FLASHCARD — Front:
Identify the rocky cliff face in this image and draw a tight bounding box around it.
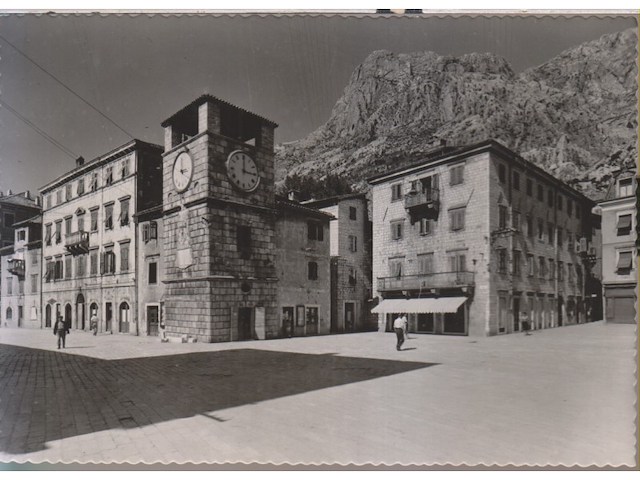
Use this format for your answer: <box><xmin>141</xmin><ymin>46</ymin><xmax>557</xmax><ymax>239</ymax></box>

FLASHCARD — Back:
<box><xmin>275</xmin><ymin>28</ymin><xmax>637</xmax><ymax>200</ymax></box>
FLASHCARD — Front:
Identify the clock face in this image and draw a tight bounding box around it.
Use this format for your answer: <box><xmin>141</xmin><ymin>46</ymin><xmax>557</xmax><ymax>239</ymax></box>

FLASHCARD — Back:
<box><xmin>226</xmin><ymin>150</ymin><xmax>260</xmax><ymax>192</ymax></box>
<box><xmin>172</xmin><ymin>152</ymin><xmax>193</xmax><ymax>193</ymax></box>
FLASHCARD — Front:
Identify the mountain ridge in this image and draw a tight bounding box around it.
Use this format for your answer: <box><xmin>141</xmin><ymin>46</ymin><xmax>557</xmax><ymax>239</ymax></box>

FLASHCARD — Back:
<box><xmin>275</xmin><ymin>28</ymin><xmax>638</xmax><ymax>201</ymax></box>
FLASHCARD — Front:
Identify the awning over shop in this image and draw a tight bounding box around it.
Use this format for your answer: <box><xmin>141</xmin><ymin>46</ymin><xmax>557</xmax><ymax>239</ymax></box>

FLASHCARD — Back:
<box><xmin>371</xmin><ymin>297</ymin><xmax>467</xmax><ymax>314</ymax></box>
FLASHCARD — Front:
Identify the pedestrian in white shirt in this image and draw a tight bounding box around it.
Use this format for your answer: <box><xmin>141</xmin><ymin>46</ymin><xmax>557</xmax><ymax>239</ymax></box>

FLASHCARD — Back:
<box><xmin>393</xmin><ymin>314</ymin><xmax>408</xmax><ymax>351</ymax></box>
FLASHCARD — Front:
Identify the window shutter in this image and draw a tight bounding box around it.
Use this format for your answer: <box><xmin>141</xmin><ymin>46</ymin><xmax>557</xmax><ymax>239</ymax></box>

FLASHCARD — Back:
<box><xmin>100</xmin><ymin>252</ymin><xmax>105</xmax><ymax>274</ymax></box>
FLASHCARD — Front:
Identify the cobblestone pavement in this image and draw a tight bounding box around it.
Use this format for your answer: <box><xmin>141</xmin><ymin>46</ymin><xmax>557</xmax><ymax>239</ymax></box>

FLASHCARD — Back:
<box><xmin>0</xmin><ymin>321</ymin><xmax>636</xmax><ymax>467</ymax></box>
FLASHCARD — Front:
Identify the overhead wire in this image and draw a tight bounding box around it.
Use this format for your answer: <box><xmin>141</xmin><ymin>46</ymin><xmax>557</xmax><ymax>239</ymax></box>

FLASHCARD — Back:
<box><xmin>0</xmin><ymin>98</ymin><xmax>78</xmax><ymax>159</ymax></box>
<box><xmin>0</xmin><ymin>33</ymin><xmax>135</xmax><ymax>140</ymax></box>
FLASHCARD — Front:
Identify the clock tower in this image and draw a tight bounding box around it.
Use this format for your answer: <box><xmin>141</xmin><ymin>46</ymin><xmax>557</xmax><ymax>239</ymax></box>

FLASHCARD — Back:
<box><xmin>161</xmin><ymin>95</ymin><xmax>278</xmax><ymax>342</ymax></box>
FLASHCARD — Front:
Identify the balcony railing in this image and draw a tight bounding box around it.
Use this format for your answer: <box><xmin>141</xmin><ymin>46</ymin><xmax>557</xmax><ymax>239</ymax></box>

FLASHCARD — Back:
<box><xmin>377</xmin><ymin>271</ymin><xmax>475</xmax><ymax>292</ymax></box>
<box><xmin>65</xmin><ymin>230</ymin><xmax>90</xmax><ymax>255</ymax></box>
<box><xmin>404</xmin><ymin>188</ymin><xmax>440</xmax><ymax>222</ymax></box>
<box><xmin>7</xmin><ymin>259</ymin><xmax>25</xmax><ymax>277</ymax></box>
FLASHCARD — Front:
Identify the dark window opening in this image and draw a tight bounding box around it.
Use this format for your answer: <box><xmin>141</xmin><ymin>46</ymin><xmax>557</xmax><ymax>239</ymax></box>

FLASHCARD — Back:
<box><xmin>307</xmin><ymin>221</ymin><xmax>324</xmax><ymax>241</ymax></box>
<box><xmin>237</xmin><ymin>225</ymin><xmax>252</xmax><ymax>259</ymax></box>
<box><xmin>308</xmin><ymin>261</ymin><xmax>318</xmax><ymax>280</ymax></box>
<box><xmin>220</xmin><ymin>104</ymin><xmax>262</xmax><ymax>148</ymax></box>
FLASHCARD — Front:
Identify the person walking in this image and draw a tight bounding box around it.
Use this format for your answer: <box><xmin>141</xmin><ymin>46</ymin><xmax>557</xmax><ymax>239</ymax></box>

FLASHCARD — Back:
<box><xmin>53</xmin><ymin>315</ymin><xmax>67</xmax><ymax>349</ymax></box>
<box><xmin>393</xmin><ymin>313</ymin><xmax>408</xmax><ymax>351</ymax></box>
<box><xmin>90</xmin><ymin>310</ymin><xmax>98</xmax><ymax>336</ymax></box>
<box><xmin>521</xmin><ymin>310</ymin><xmax>531</xmax><ymax>336</ymax></box>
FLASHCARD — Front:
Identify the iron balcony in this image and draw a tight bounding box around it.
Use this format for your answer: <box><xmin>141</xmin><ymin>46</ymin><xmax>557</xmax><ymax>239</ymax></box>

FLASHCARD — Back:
<box><xmin>65</xmin><ymin>231</ymin><xmax>90</xmax><ymax>255</ymax></box>
<box><xmin>377</xmin><ymin>271</ymin><xmax>475</xmax><ymax>292</ymax></box>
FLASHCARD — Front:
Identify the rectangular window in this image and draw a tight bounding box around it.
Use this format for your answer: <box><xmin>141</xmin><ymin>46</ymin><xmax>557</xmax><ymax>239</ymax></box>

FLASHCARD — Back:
<box><xmin>17</xmin><ymin>230</ymin><xmax>26</xmax><ymax>242</ymax></box>
<box><xmin>616</xmin><ymin>250</ymin><xmax>633</xmax><ymax>274</ymax></box>
<box><xmin>119</xmin><ymin>198</ymin><xmax>130</xmax><ymax>226</ymax></box>
<box><xmin>55</xmin><ymin>221</ymin><xmax>62</xmax><ymax>244</ymax></box>
<box><xmin>418</xmin><ymin>253</ymin><xmax>434</xmax><ymax>274</ymax></box>
<box><xmin>391</xmin><ymin>220</ymin><xmax>404</xmax><ymax>240</ymax></box>
<box><xmin>3</xmin><ymin>213</ymin><xmax>15</xmax><ymax>228</ymax></box>
<box><xmin>120</xmin><ymin>242</ymin><xmax>130</xmax><ymax>272</ymax></box>
<box><xmin>568</xmin><ymin>263</ymin><xmax>574</xmax><ymax>283</ymax></box>
<box><xmin>547</xmin><ymin>223</ymin><xmax>554</xmax><ymax>244</ymax></box>
<box><xmin>76</xmin><ymin>255</ymin><xmax>85</xmax><ymax>277</ymax></box>
<box><xmin>557</xmin><ymin>228</ymin><xmax>563</xmax><ymax>247</ymax></box>
<box><xmin>567</xmin><ymin>199</ymin><xmax>573</xmax><ymax>217</ymax></box>
<box><xmin>18</xmin><ymin>280</ymin><xmax>24</xmax><ymax>295</ymax></box>
<box><xmin>526</xmin><ymin>216</ymin><xmax>533</xmax><ymax>238</ymax></box>
<box><xmin>307</xmin><ymin>221</ymin><xmax>324</xmax><ymax>241</ymax></box>
<box><xmin>513</xmin><ymin>250</ymin><xmax>521</xmax><ymax>275</ymax></box>
<box><xmin>449</xmin><ymin>252</ymin><xmax>467</xmax><ymax>272</ymax></box>
<box><xmin>557</xmin><ymin>195</ymin><xmax>563</xmax><ymax>211</ymax></box>
<box><xmin>30</xmin><ymin>274</ymin><xmax>38</xmax><ymax>294</ymax></box>
<box><xmin>65</xmin><ymin>217</ymin><xmax>72</xmax><ymax>236</ymax></box>
<box><xmin>567</xmin><ymin>233</ymin><xmax>574</xmax><ymax>252</ymax></box>
<box><xmin>90</xmin><ymin>250</ymin><xmax>98</xmax><ymax>276</ymax></box>
<box><xmin>237</xmin><ymin>225</ymin><xmax>252</xmax><ymax>259</ymax></box>
<box><xmin>512</xmin><ymin>211</ymin><xmax>521</xmax><ymax>231</ymax></box>
<box><xmin>348</xmin><ymin>235</ymin><xmax>358</xmax><ymax>252</ymax></box>
<box><xmin>513</xmin><ymin>171</ymin><xmax>520</xmax><ymax>190</ymax></box>
<box><xmin>105</xmin><ymin>166</ymin><xmax>113</xmax><ymax>186</ymax></box>
<box><xmin>537</xmin><ymin>184</ymin><xmax>544</xmax><ymax>202</ymax></box>
<box><xmin>547</xmin><ymin>189</ymin><xmax>554</xmax><ymax>207</ymax></box>
<box><xmin>77</xmin><ymin>178</ymin><xmax>85</xmax><ymax>196</ymax></box>
<box><xmin>65</xmin><ymin>184</ymin><xmax>72</xmax><ymax>201</ymax></box>
<box><xmin>56</xmin><ymin>189</ymin><xmax>62</xmax><ymax>205</ymax></box>
<box><xmin>348</xmin><ymin>267</ymin><xmax>357</xmax><ymax>285</ymax></box>
<box><xmin>90</xmin><ymin>172</ymin><xmax>98</xmax><ymax>191</ymax></box>
<box><xmin>104</xmin><ymin>204</ymin><xmax>114</xmax><ymax>230</ymax></box>
<box><xmin>349</xmin><ymin>206</ymin><xmax>357</xmax><ymax>220</ymax></box>
<box><xmin>121</xmin><ymin>159</ymin><xmax>130</xmax><ymax>179</ymax></box>
<box><xmin>498</xmin><ymin>164</ymin><xmax>506</xmax><ymax>184</ymax></box>
<box><xmin>389</xmin><ymin>257</ymin><xmax>403</xmax><ymax>277</ymax></box>
<box><xmin>307</xmin><ymin>261</ymin><xmax>318</xmax><ymax>280</ymax></box>
<box><xmin>65</xmin><ymin>256</ymin><xmax>72</xmax><ymax>279</ymax></box>
<box><xmin>498</xmin><ymin>205</ymin><xmax>508</xmax><ymax>230</ymax></box>
<box><xmin>548</xmin><ymin>259</ymin><xmax>555</xmax><ymax>280</ymax></box>
<box><xmin>526</xmin><ymin>178</ymin><xmax>533</xmax><ymax>196</ymax></box>
<box><xmin>450</xmin><ymin>164</ymin><xmax>464</xmax><ymax>186</ymax></box>
<box><xmin>450</xmin><ymin>207</ymin><xmax>466</xmax><ymax>232</ymax></box>
<box><xmin>31</xmin><ymin>251</ymin><xmax>38</xmax><ymax>265</ymax></box>
<box><xmin>617</xmin><ymin>214</ymin><xmax>632</xmax><ymax>236</ymax></box>
<box><xmin>391</xmin><ymin>183</ymin><xmax>403</xmax><ymax>201</ymax></box>
<box><xmin>90</xmin><ymin>208</ymin><xmax>99</xmax><ymax>232</ymax></box>
<box><xmin>77</xmin><ymin>214</ymin><xmax>85</xmax><ymax>233</ymax></box>
<box><xmin>103</xmin><ymin>249</ymin><xmax>116</xmax><ymax>274</ymax></box>
<box><xmin>419</xmin><ymin>218</ymin><xmax>431</xmax><ymax>236</ymax></box>
<box><xmin>618</xmin><ymin>177</ymin><xmax>633</xmax><ymax>197</ymax></box>
<box><xmin>558</xmin><ymin>261</ymin><xmax>564</xmax><ymax>281</ymax></box>
<box><xmin>6</xmin><ymin>277</ymin><xmax>12</xmax><ymax>295</ymax></box>
<box><xmin>527</xmin><ymin>254</ymin><xmax>535</xmax><ymax>277</ymax></box>
<box><xmin>576</xmin><ymin>205</ymin><xmax>581</xmax><ymax>219</ymax></box>
<box><xmin>54</xmin><ymin>257</ymin><xmax>63</xmax><ymax>280</ymax></box>
<box><xmin>576</xmin><ymin>265</ymin><xmax>583</xmax><ymax>285</ymax></box>
<box><xmin>498</xmin><ymin>249</ymin><xmax>507</xmax><ymax>273</ymax></box>
<box><xmin>537</xmin><ymin>219</ymin><xmax>544</xmax><ymax>242</ymax></box>
<box><xmin>148</xmin><ymin>261</ymin><xmax>158</xmax><ymax>284</ymax></box>
<box><xmin>538</xmin><ymin>257</ymin><xmax>546</xmax><ymax>279</ymax></box>
<box><xmin>46</xmin><ymin>195</ymin><xmax>51</xmax><ymax>209</ymax></box>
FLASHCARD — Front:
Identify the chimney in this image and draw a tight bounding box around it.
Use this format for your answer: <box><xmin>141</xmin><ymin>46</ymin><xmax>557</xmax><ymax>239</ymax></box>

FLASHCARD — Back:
<box><xmin>288</xmin><ymin>190</ymin><xmax>300</xmax><ymax>202</ymax></box>
<box><xmin>7</xmin><ymin>189</ymin><xmax>12</xmax><ymax>195</ymax></box>
<box><xmin>0</xmin><ymin>191</ymin><xmax>3</xmax><ymax>197</ymax></box>
<box><xmin>35</xmin><ymin>196</ymin><xmax>41</xmax><ymax>207</ymax></box>
<box><xmin>24</xmin><ymin>190</ymin><xmax>30</xmax><ymax>199</ymax></box>
<box><xmin>76</xmin><ymin>156</ymin><xmax>85</xmax><ymax>167</ymax></box>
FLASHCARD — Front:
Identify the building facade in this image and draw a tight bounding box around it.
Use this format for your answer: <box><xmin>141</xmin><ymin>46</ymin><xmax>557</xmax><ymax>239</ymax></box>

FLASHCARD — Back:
<box><xmin>160</xmin><ymin>95</ymin><xmax>279</xmax><ymax>342</ymax></box>
<box><xmin>0</xmin><ymin>216</ymin><xmax>42</xmax><ymax>328</ymax></box>
<box><xmin>369</xmin><ymin>140</ymin><xmax>598</xmax><ymax>336</ymax></box>
<box><xmin>303</xmin><ymin>193</ymin><xmax>374</xmax><ymax>333</ymax></box>
<box><xmin>275</xmin><ymin>196</ymin><xmax>332</xmax><ymax>337</ymax></box>
<box><xmin>39</xmin><ymin>140</ymin><xmax>163</xmax><ymax>333</ymax></box>
<box><xmin>135</xmin><ymin>205</ymin><xmax>166</xmax><ymax>336</ymax></box>
<box><xmin>598</xmin><ymin>169</ymin><xmax>637</xmax><ymax>323</ymax></box>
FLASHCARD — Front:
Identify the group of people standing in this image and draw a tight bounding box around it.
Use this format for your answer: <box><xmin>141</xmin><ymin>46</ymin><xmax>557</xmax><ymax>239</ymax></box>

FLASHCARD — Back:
<box><xmin>52</xmin><ymin>310</ymin><xmax>100</xmax><ymax>349</ymax></box>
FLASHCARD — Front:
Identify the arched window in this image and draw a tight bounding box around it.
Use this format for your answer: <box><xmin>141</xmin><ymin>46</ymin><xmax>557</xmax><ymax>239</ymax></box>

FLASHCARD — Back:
<box><xmin>6</xmin><ymin>307</ymin><xmax>12</xmax><ymax>321</ymax></box>
<box><xmin>119</xmin><ymin>302</ymin><xmax>130</xmax><ymax>333</ymax></box>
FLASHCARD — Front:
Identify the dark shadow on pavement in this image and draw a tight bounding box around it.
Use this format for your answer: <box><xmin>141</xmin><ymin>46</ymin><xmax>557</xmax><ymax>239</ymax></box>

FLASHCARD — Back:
<box><xmin>399</xmin><ymin>347</ymin><xmax>417</xmax><ymax>351</ymax></box>
<box><xmin>0</xmin><ymin>344</ymin><xmax>437</xmax><ymax>455</ymax></box>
